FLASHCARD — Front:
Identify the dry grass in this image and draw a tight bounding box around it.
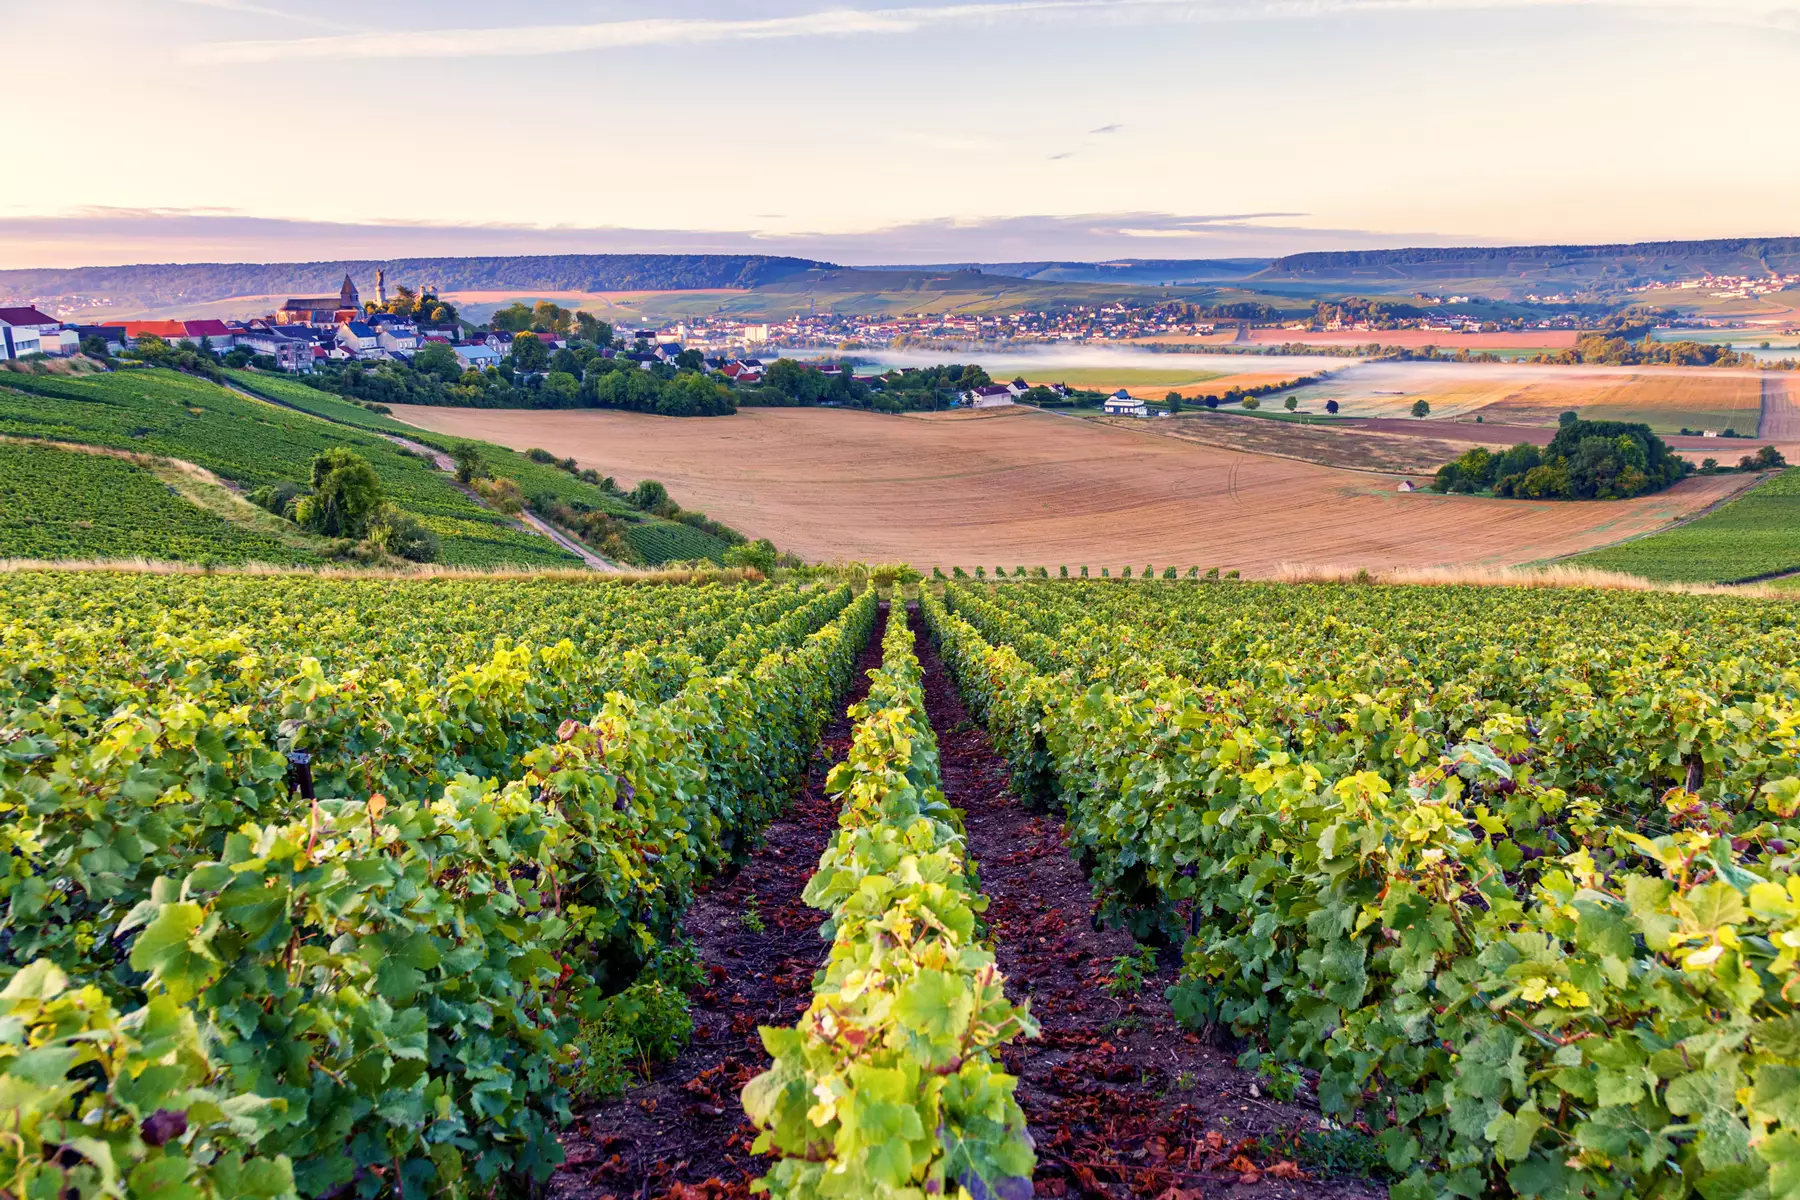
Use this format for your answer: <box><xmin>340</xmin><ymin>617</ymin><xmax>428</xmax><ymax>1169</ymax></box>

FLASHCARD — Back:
<box><xmin>1270</xmin><ymin>561</ymin><xmax>1796</xmax><ymax>598</ymax></box>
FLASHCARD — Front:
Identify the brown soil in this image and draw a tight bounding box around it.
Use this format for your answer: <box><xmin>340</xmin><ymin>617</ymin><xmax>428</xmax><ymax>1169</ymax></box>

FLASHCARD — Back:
<box><xmin>388</xmin><ymin>404</ymin><xmax>1748</xmax><ymax>574</ymax></box>
<box><xmin>549</xmin><ymin>605</ymin><xmax>890</xmax><ymax>1200</ymax></box>
<box><xmin>909</xmin><ymin>606</ymin><xmax>1384</xmax><ymax>1200</ymax></box>
<box><xmin>1127</xmin><ymin>411</ymin><xmax>1462</xmax><ymax>474</ymax></box>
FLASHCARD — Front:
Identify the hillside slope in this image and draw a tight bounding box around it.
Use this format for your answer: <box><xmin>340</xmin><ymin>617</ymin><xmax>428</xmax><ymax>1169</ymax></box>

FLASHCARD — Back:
<box><xmin>0</xmin><ymin>365</ymin><xmax>576</xmax><ymax>567</ymax></box>
<box><xmin>0</xmin><ymin>254</ymin><xmax>828</xmax><ymax>314</ymax></box>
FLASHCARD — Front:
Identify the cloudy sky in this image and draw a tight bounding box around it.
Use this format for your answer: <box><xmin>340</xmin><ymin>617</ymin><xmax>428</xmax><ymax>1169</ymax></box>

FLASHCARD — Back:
<box><xmin>6</xmin><ymin>0</ymin><xmax>1800</xmax><ymax>266</ymax></box>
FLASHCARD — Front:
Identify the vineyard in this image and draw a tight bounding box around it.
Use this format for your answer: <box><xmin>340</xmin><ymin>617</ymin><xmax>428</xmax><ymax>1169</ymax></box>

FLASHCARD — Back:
<box><xmin>6</xmin><ymin>568</ymin><xmax>1800</xmax><ymax>1200</ymax></box>
<box><xmin>0</xmin><ymin>439</ymin><xmax>316</xmax><ymax>565</ymax></box>
<box><xmin>1574</xmin><ymin>467</ymin><xmax>1800</xmax><ymax>583</ymax></box>
<box><xmin>920</xmin><ymin>578</ymin><xmax>1800</xmax><ymax>1200</ymax></box>
<box><xmin>0</xmin><ymin>368</ymin><xmax>575</xmax><ymax>567</ymax></box>
<box><xmin>0</xmin><ymin>572</ymin><xmax>877</xmax><ymax>1197</ymax></box>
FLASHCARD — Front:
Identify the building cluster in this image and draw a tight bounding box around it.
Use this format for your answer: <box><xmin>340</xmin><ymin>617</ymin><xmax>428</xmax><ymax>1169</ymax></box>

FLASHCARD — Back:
<box><xmin>1631</xmin><ymin>273</ymin><xmax>1800</xmax><ymax>301</ymax></box>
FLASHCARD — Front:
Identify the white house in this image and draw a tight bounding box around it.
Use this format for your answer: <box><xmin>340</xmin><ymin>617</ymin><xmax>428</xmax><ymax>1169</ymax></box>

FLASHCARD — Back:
<box><xmin>1005</xmin><ymin>376</ymin><xmax>1031</xmax><ymax>398</ymax></box>
<box><xmin>334</xmin><ymin>321</ymin><xmax>379</xmax><ymax>356</ymax></box>
<box><xmin>1102</xmin><ymin>389</ymin><xmax>1147</xmax><ymax>417</ymax></box>
<box><xmin>375</xmin><ymin>322</ymin><xmax>421</xmax><ymax>354</ymax></box>
<box><xmin>966</xmin><ymin>384</ymin><xmax>1015</xmax><ymax>408</ymax></box>
<box><xmin>0</xmin><ymin>306</ymin><xmax>60</xmax><ymax>359</ymax></box>
<box><xmin>453</xmin><ymin>343</ymin><xmax>503</xmax><ymax>371</ymax></box>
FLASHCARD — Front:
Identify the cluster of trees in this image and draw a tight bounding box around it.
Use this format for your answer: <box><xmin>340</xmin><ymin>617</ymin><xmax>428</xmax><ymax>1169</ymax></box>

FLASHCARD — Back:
<box><xmin>247</xmin><ymin>448</ymin><xmax>439</xmax><ymax>561</ymax></box>
<box><xmin>489</xmin><ymin>300</ymin><xmax>610</xmax><ymax>342</ymax></box>
<box><xmin>1532</xmin><ymin>335</ymin><xmax>1756</xmax><ymax>368</ymax></box>
<box><xmin>1431</xmin><ymin>415</ymin><xmax>1690</xmax><ymax>500</ymax></box>
<box><xmin>367</xmin><ymin>284</ymin><xmax>458</xmax><ymax>326</ymax></box>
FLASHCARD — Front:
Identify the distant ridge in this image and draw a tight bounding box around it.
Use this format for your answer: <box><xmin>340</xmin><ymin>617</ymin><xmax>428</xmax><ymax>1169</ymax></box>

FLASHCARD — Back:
<box><xmin>0</xmin><ymin>254</ymin><xmax>832</xmax><ymax>309</ymax></box>
<box><xmin>1266</xmin><ymin>237</ymin><xmax>1800</xmax><ymax>277</ymax></box>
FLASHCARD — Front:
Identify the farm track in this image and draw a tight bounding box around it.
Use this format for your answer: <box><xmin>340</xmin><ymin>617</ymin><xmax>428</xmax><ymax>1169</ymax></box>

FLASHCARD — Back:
<box><xmin>549</xmin><ymin>604</ymin><xmax>890</xmax><ymax>1200</ymax></box>
<box><xmin>1761</xmin><ymin>375</ymin><xmax>1800</xmax><ymax>441</ymax></box>
<box><xmin>906</xmin><ymin>605</ymin><xmax>1384</xmax><ymax>1200</ymax></box>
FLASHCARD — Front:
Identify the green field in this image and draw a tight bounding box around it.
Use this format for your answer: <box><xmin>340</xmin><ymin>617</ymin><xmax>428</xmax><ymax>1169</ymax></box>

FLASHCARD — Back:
<box><xmin>231</xmin><ymin>369</ymin><xmax>732</xmax><ymax>561</ymax></box>
<box><xmin>0</xmin><ymin>440</ymin><xmax>318</xmax><ymax>564</ymax></box>
<box><xmin>1571</xmin><ymin>467</ymin><xmax>1800</xmax><ymax>582</ymax></box>
<box><xmin>0</xmin><ymin>367</ymin><xmax>575</xmax><ymax>567</ymax></box>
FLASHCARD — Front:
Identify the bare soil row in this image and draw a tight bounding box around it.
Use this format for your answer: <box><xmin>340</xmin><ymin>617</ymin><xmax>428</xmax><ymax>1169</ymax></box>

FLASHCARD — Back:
<box><xmin>552</xmin><ymin>603</ymin><xmax>1384</xmax><ymax>1199</ymax></box>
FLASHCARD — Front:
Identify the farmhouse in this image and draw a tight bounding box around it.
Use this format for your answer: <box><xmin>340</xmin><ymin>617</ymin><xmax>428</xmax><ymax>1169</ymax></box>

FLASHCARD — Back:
<box><xmin>453</xmin><ymin>343</ymin><xmax>503</xmax><ymax>371</ymax></box>
<box><xmin>1103</xmin><ymin>390</ymin><xmax>1148</xmax><ymax>417</ymax></box>
<box><xmin>966</xmin><ymin>384</ymin><xmax>1015</xmax><ymax>408</ymax></box>
<box><xmin>0</xmin><ymin>306</ymin><xmax>60</xmax><ymax>359</ymax></box>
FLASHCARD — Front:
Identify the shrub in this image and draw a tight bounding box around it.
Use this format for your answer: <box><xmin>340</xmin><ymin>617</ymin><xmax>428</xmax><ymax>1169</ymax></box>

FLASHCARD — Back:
<box><xmin>295</xmin><ymin>447</ymin><xmax>383</xmax><ymax>538</ymax></box>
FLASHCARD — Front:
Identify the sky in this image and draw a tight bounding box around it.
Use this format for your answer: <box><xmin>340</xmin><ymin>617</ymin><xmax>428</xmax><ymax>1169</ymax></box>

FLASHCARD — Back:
<box><xmin>6</xmin><ymin>0</ymin><xmax>1800</xmax><ymax>267</ymax></box>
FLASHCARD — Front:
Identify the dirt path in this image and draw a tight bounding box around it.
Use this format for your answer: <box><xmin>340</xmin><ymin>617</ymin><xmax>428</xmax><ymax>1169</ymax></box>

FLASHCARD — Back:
<box><xmin>907</xmin><ymin>605</ymin><xmax>1386</xmax><ymax>1200</ymax></box>
<box><xmin>223</xmin><ymin>376</ymin><xmax>620</xmax><ymax>571</ymax></box>
<box><xmin>549</xmin><ymin>605</ymin><xmax>889</xmax><ymax>1200</ymax></box>
<box><xmin>1760</xmin><ymin>376</ymin><xmax>1800</xmax><ymax>442</ymax></box>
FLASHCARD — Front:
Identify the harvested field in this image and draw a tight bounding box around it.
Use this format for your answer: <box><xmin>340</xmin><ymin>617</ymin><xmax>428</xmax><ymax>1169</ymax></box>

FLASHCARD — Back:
<box><xmin>389</xmin><ymin>404</ymin><xmax>1746</xmax><ymax>574</ymax></box>
<box><xmin>1471</xmin><ymin>371</ymin><xmax>1765</xmax><ymax>432</ymax></box>
<box><xmin>1245</xmin><ymin>328</ymin><xmax>1580</xmax><ymax>350</ymax></box>
<box><xmin>1336</xmin><ymin>418</ymin><xmax>1787</xmax><ymax>461</ymax></box>
<box><xmin>1760</xmin><ymin>375</ymin><xmax>1800</xmax><ymax>441</ymax></box>
<box><xmin>1288</xmin><ymin>361</ymin><xmax>1770</xmax><ymax>430</ymax></box>
<box><xmin>1106</xmin><ymin>411</ymin><xmax>1463</xmax><ymax>474</ymax></box>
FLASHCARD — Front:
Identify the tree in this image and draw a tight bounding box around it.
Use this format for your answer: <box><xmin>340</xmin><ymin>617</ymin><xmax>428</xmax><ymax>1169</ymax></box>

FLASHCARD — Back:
<box><xmin>511</xmin><ymin>333</ymin><xmax>549</xmax><ymax>373</ymax></box>
<box><xmin>1325</xmin><ymin>399</ymin><xmax>1339</xmax><ymax>414</ymax></box>
<box><xmin>414</xmin><ymin>342</ymin><xmax>462</xmax><ymax>382</ymax></box>
<box><xmin>1284</xmin><ymin>395</ymin><xmax>1298</xmax><ymax>411</ymax></box>
<box><xmin>628</xmin><ymin>479</ymin><xmax>670</xmax><ymax>512</ymax></box>
<box><xmin>575</xmin><ymin>311</ymin><xmax>613</xmax><ymax>345</ymax></box>
<box><xmin>723</xmin><ymin>538</ymin><xmax>779</xmax><ymax>573</ymax></box>
<box><xmin>491</xmin><ymin>303</ymin><xmax>534</xmax><ymax>333</ymax></box>
<box><xmin>79</xmin><ymin>335</ymin><xmax>111</xmax><ymax>360</ymax></box>
<box><xmin>298</xmin><ymin>448</ymin><xmax>384</xmax><ymax>538</ymax></box>
<box><xmin>1411</xmin><ymin>398</ymin><xmax>1432</xmax><ymax>418</ymax></box>
<box><xmin>452</xmin><ymin>443</ymin><xmax>488</xmax><ymax>484</ymax></box>
<box><xmin>1165</xmin><ymin>391</ymin><xmax>1184</xmax><ymax>414</ymax></box>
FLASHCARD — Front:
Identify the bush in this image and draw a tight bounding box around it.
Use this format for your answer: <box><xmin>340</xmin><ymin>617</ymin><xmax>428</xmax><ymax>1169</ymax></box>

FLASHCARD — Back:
<box><xmin>628</xmin><ymin>479</ymin><xmax>670</xmax><ymax>511</ymax></box>
<box><xmin>295</xmin><ymin>447</ymin><xmax>383</xmax><ymax>538</ymax></box>
<box><xmin>247</xmin><ymin>479</ymin><xmax>307</xmax><ymax>519</ymax></box>
<box><xmin>365</xmin><ymin>503</ymin><xmax>440</xmax><ymax>563</ymax></box>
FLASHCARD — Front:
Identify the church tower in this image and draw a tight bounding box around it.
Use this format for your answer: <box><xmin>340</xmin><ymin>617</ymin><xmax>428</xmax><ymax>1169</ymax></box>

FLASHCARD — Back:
<box><xmin>339</xmin><ymin>274</ymin><xmax>359</xmax><ymax>310</ymax></box>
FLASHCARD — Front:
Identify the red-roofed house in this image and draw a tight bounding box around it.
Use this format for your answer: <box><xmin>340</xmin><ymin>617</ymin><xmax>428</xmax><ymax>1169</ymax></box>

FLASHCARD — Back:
<box><xmin>1</xmin><ymin>307</ymin><xmax>62</xmax><ymax>359</ymax></box>
<box><xmin>103</xmin><ymin>320</ymin><xmax>188</xmax><ymax>346</ymax></box>
<box><xmin>182</xmin><ymin>320</ymin><xmax>236</xmax><ymax>350</ymax></box>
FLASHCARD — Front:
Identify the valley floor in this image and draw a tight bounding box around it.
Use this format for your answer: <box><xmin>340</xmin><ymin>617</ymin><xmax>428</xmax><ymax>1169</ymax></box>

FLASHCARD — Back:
<box><xmin>389</xmin><ymin>404</ymin><xmax>1746</xmax><ymax>574</ymax></box>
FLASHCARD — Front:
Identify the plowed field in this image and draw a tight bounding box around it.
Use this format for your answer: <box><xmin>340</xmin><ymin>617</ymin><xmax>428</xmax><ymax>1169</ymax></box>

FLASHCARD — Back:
<box><xmin>390</xmin><ymin>404</ymin><xmax>1746</xmax><ymax>573</ymax></box>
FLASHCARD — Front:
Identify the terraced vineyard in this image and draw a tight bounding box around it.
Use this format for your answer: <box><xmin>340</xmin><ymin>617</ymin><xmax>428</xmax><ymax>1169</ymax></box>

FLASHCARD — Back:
<box><xmin>922</xmin><ymin>579</ymin><xmax>1800</xmax><ymax>1200</ymax></box>
<box><xmin>0</xmin><ymin>572</ymin><xmax>877</xmax><ymax>1198</ymax></box>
